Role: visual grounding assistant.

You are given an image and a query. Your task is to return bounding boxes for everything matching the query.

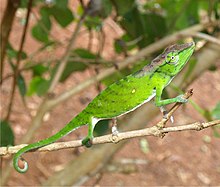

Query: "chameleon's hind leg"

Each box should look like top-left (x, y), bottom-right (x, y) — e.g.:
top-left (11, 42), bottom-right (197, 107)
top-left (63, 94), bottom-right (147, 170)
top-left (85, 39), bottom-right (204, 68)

top-left (111, 118), bottom-right (119, 136)
top-left (159, 106), bottom-right (174, 123)
top-left (82, 117), bottom-right (98, 148)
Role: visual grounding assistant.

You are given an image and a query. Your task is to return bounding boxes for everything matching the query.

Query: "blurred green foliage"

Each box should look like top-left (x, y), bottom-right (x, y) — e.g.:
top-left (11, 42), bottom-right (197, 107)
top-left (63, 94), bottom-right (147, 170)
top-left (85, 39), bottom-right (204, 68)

top-left (2, 0), bottom-right (219, 138)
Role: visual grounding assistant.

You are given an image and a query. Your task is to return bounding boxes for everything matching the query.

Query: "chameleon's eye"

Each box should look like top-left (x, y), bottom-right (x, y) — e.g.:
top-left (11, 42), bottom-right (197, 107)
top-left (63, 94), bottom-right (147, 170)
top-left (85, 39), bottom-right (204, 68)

top-left (166, 51), bottom-right (179, 65)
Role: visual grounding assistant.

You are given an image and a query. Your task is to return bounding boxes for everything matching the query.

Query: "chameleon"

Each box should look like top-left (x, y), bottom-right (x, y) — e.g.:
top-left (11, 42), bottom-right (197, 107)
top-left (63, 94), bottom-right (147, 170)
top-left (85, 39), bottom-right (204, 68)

top-left (13, 41), bottom-right (195, 173)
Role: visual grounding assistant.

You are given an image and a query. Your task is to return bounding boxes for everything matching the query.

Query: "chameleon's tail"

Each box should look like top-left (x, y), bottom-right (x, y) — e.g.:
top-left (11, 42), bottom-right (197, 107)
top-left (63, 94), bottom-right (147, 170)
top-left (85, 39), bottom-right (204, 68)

top-left (13, 115), bottom-right (87, 173)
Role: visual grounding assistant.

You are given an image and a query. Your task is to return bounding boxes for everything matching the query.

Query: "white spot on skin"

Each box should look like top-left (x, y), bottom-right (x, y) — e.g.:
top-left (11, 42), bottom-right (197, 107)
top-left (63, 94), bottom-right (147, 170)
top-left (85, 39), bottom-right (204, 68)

top-left (92, 117), bottom-right (101, 127)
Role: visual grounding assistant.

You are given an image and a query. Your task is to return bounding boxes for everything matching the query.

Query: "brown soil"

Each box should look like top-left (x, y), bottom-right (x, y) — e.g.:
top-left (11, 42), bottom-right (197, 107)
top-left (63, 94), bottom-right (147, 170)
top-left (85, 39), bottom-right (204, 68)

top-left (1, 0), bottom-right (220, 186)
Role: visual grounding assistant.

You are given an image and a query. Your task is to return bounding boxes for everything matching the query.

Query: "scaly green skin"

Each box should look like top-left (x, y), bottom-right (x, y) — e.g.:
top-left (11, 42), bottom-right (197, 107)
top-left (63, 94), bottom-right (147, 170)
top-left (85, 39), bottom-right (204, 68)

top-left (13, 42), bottom-right (195, 173)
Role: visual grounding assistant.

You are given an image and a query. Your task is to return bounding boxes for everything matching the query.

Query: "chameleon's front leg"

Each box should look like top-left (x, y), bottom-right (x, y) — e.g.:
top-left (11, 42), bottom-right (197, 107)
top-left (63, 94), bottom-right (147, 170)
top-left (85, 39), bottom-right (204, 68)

top-left (155, 87), bottom-right (188, 107)
top-left (82, 117), bottom-right (96, 148)
top-left (111, 118), bottom-right (119, 136)
top-left (159, 106), bottom-right (174, 123)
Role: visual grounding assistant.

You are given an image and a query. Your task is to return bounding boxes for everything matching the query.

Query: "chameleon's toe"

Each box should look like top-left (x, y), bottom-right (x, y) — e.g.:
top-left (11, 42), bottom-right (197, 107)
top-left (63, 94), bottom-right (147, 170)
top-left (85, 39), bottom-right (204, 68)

top-left (82, 136), bottom-right (93, 148)
top-left (176, 94), bottom-right (188, 103)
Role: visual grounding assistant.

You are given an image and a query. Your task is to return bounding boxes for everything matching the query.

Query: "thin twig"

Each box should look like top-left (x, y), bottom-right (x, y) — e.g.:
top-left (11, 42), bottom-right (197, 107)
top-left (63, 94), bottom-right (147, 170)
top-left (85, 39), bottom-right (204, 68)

top-left (1, 119), bottom-right (219, 156)
top-left (48, 14), bottom-right (86, 93)
top-left (47, 22), bottom-right (219, 109)
top-left (190, 32), bottom-right (220, 45)
top-left (5, 0), bottom-right (33, 120)
top-left (0, 90), bottom-right (217, 156)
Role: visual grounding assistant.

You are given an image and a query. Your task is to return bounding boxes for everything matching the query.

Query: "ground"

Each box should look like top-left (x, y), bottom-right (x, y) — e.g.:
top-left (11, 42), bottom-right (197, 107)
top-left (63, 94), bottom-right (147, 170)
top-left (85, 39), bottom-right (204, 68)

top-left (1, 0), bottom-right (220, 186)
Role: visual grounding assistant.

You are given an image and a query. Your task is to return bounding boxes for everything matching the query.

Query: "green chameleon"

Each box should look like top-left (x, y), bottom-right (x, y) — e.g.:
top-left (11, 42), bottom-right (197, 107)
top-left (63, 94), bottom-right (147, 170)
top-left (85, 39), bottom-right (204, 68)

top-left (13, 41), bottom-right (195, 173)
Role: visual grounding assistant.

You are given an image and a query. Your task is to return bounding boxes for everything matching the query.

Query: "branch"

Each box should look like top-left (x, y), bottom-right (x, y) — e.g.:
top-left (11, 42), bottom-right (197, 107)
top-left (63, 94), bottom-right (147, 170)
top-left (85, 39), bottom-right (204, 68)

top-left (47, 14), bottom-right (86, 92)
top-left (1, 90), bottom-right (219, 156)
top-left (47, 21), bottom-right (219, 109)
top-left (5, 0), bottom-right (33, 120)
top-left (1, 119), bottom-right (219, 156)
top-left (0, 0), bottom-right (20, 83)
top-left (182, 32), bottom-right (220, 45)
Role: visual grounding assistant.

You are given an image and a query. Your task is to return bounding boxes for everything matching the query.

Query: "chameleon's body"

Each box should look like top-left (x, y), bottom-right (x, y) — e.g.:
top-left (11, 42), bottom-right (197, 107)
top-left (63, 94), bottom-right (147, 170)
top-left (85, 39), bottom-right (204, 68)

top-left (14, 42), bottom-right (195, 173)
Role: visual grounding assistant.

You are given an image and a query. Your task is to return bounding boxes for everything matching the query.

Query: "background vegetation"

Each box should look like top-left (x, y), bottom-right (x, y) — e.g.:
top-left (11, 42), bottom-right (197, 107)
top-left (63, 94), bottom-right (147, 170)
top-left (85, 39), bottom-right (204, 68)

top-left (1, 0), bottom-right (220, 186)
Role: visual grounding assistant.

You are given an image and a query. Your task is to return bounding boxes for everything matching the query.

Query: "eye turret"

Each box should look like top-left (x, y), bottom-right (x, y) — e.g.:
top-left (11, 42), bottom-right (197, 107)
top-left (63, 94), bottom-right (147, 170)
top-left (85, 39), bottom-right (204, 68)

top-left (166, 51), bottom-right (179, 64)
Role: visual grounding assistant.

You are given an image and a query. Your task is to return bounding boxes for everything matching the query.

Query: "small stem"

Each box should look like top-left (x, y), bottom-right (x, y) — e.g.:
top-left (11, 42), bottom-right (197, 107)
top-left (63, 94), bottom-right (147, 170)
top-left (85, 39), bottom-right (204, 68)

top-left (48, 14), bottom-right (86, 93)
top-left (1, 119), bottom-right (219, 156)
top-left (5, 0), bottom-right (33, 121)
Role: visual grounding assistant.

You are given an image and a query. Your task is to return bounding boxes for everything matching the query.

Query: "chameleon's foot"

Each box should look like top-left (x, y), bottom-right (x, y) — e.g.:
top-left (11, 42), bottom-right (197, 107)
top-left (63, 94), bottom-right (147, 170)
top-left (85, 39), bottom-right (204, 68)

top-left (160, 106), bottom-right (174, 123)
top-left (82, 136), bottom-right (93, 148)
top-left (111, 118), bottom-right (119, 136)
top-left (112, 126), bottom-right (119, 136)
top-left (176, 94), bottom-right (188, 103)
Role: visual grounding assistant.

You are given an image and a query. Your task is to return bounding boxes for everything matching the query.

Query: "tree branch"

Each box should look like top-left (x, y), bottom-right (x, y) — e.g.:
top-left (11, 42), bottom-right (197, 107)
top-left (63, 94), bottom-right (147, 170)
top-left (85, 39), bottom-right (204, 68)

top-left (1, 89), bottom-right (219, 156)
top-left (1, 118), bottom-right (219, 156)
top-left (5, 0), bottom-right (33, 120)
top-left (47, 21), bottom-right (219, 109)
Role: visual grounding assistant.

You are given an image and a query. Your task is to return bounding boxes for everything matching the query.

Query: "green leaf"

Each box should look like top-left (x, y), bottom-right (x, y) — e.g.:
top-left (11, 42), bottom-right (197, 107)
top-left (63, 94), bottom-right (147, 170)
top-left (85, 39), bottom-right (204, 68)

top-left (17, 74), bottom-right (27, 97)
top-left (49, 5), bottom-right (74, 27)
top-left (6, 43), bottom-right (27, 60)
top-left (119, 6), bottom-right (167, 48)
top-left (60, 61), bottom-right (88, 82)
top-left (94, 120), bottom-right (109, 136)
top-left (73, 48), bottom-right (97, 59)
top-left (211, 102), bottom-right (220, 120)
top-left (84, 16), bottom-right (102, 30)
top-left (32, 23), bottom-right (49, 43)
top-left (0, 120), bottom-right (14, 146)
top-left (100, 0), bottom-right (112, 18)
top-left (40, 7), bottom-right (51, 30)
top-left (32, 64), bottom-right (49, 76)
top-left (111, 0), bottom-right (135, 16)
top-left (27, 76), bottom-right (50, 96)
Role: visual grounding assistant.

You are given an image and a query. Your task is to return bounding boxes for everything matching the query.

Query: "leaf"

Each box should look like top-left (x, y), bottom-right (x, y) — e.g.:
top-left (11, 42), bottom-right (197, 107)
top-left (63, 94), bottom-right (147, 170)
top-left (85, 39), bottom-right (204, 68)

top-left (84, 16), bottom-right (102, 30)
top-left (32, 64), bottom-right (49, 76)
top-left (40, 7), bottom-right (51, 30)
top-left (94, 120), bottom-right (109, 136)
top-left (6, 43), bottom-right (27, 60)
top-left (100, 0), bottom-right (113, 18)
top-left (211, 102), bottom-right (220, 120)
top-left (0, 120), bottom-right (14, 146)
top-left (60, 61), bottom-right (88, 82)
top-left (27, 76), bottom-right (50, 96)
top-left (111, 0), bottom-right (135, 16)
top-left (119, 6), bottom-right (167, 48)
top-left (73, 48), bottom-right (97, 59)
top-left (49, 4), bottom-right (74, 27)
top-left (59, 49), bottom-right (97, 82)
top-left (17, 74), bottom-right (27, 97)
top-left (32, 23), bottom-right (49, 43)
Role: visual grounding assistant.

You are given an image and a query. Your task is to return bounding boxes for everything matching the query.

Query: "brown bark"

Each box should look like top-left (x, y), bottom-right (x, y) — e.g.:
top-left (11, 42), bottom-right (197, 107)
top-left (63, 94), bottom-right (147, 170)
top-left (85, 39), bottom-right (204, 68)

top-left (0, 0), bottom-right (20, 82)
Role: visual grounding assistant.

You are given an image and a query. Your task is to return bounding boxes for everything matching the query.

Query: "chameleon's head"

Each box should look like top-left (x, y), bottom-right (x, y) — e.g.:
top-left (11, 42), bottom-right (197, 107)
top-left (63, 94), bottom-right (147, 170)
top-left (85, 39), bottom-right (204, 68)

top-left (153, 41), bottom-right (195, 76)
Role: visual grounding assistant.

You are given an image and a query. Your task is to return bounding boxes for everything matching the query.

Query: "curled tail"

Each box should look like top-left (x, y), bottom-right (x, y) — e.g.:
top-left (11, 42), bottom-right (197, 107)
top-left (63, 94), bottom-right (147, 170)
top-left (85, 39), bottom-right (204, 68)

top-left (13, 115), bottom-right (86, 173)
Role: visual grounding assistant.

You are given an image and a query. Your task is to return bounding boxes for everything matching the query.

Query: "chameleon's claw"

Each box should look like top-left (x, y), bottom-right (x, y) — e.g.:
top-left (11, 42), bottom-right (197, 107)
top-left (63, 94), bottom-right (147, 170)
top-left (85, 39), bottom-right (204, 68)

top-left (176, 94), bottom-right (188, 103)
top-left (82, 136), bottom-right (93, 148)
top-left (160, 106), bottom-right (174, 123)
top-left (112, 126), bottom-right (119, 136)
top-left (111, 118), bottom-right (119, 136)
top-left (170, 115), bottom-right (174, 123)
